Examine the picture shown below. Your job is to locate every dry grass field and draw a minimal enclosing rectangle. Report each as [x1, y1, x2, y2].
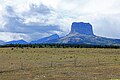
[0, 48, 120, 80]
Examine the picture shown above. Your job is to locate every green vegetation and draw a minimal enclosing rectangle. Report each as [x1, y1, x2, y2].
[0, 48, 120, 80]
[1, 44, 120, 48]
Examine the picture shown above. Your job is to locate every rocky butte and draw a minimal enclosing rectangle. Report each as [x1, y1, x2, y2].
[58, 22, 120, 45]
[70, 22, 94, 35]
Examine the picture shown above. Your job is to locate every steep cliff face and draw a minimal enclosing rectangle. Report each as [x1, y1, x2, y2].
[70, 22, 94, 35]
[58, 22, 120, 45]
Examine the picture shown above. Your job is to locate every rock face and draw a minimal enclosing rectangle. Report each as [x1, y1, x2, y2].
[70, 22, 94, 35]
[58, 22, 120, 45]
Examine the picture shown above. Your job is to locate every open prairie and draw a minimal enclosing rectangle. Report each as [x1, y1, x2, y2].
[0, 48, 120, 80]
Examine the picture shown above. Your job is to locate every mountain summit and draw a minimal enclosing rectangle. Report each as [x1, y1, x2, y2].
[31, 34, 60, 44]
[70, 22, 94, 35]
[58, 22, 120, 45]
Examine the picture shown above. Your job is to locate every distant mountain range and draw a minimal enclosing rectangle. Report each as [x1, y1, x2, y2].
[0, 40, 5, 45]
[1, 22, 120, 46]
[6, 40, 28, 44]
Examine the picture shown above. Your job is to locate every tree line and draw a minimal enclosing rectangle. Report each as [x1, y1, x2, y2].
[0, 44, 120, 48]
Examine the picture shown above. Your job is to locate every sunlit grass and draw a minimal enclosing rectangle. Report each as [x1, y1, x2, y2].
[0, 48, 120, 80]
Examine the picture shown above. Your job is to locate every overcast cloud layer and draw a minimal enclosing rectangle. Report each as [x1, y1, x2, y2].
[0, 0, 120, 42]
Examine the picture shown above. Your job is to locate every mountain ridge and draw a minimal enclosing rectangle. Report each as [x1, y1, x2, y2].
[30, 34, 60, 44]
[0, 40, 5, 45]
[1, 22, 120, 46]
[6, 40, 28, 44]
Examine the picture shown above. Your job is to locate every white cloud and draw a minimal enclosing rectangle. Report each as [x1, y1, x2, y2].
[0, 32, 30, 42]
[92, 14, 120, 39]
[0, 2, 62, 41]
[0, 0, 120, 42]
[57, 0, 120, 14]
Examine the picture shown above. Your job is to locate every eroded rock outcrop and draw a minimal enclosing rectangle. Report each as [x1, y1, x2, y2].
[70, 22, 94, 35]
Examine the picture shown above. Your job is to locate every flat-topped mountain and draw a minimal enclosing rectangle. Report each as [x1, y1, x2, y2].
[70, 22, 94, 35]
[58, 22, 120, 45]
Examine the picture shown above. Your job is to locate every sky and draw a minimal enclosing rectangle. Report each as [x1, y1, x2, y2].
[0, 0, 120, 42]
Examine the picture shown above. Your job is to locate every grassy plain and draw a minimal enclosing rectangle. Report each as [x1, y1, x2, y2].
[0, 48, 120, 80]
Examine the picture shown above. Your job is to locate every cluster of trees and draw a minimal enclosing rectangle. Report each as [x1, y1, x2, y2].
[0, 44, 120, 48]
